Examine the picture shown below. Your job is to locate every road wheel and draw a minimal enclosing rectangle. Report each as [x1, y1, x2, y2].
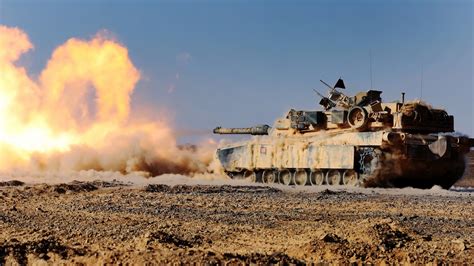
[294, 170, 309, 186]
[262, 170, 276, 184]
[326, 170, 342, 185]
[310, 170, 325, 185]
[243, 170, 257, 182]
[279, 169, 293, 185]
[342, 169, 359, 186]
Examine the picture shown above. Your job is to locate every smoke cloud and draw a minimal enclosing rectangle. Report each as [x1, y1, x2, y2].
[0, 25, 214, 176]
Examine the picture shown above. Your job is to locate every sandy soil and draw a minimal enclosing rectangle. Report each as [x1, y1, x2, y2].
[1, 151, 473, 264]
[1, 178, 473, 264]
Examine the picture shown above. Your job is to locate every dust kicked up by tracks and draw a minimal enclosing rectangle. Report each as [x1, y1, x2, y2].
[0, 173, 473, 264]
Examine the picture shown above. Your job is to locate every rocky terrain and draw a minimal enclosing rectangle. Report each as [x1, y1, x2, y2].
[0, 177, 473, 264]
[0, 151, 472, 264]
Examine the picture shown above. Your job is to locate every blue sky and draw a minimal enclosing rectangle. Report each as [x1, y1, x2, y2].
[0, 0, 472, 142]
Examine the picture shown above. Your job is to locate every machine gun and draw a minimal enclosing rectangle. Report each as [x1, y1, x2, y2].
[313, 89, 336, 111]
[320, 79, 352, 109]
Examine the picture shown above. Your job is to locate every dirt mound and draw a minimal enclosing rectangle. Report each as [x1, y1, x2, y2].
[302, 232, 371, 262]
[372, 223, 412, 251]
[0, 237, 86, 264]
[319, 233, 348, 244]
[145, 231, 205, 249]
[220, 252, 305, 265]
[315, 189, 364, 200]
[48, 180, 129, 194]
[88, 179, 132, 188]
[144, 184, 281, 194]
[51, 181, 98, 194]
[301, 222, 415, 262]
[0, 180, 25, 187]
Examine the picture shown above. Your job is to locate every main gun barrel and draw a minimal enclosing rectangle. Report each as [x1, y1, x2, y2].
[213, 125, 270, 135]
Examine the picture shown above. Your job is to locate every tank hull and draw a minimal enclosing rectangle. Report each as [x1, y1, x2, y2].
[216, 131, 471, 189]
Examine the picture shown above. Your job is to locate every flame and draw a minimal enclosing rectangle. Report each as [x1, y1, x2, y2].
[0, 25, 213, 175]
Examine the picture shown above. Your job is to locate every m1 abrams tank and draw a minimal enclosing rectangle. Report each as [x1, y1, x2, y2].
[213, 79, 474, 189]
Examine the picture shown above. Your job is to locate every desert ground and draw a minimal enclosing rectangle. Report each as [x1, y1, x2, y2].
[0, 153, 473, 264]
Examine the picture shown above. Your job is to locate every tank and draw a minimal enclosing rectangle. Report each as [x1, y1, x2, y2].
[213, 79, 474, 189]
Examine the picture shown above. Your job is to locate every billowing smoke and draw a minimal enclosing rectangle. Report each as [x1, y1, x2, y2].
[0, 25, 215, 176]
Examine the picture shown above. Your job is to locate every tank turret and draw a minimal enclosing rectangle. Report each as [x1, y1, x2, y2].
[213, 78, 474, 189]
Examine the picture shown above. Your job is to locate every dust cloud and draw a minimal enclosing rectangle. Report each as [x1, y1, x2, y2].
[0, 25, 216, 178]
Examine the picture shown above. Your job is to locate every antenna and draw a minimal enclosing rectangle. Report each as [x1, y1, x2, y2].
[420, 64, 423, 100]
[369, 49, 373, 89]
[320, 79, 334, 90]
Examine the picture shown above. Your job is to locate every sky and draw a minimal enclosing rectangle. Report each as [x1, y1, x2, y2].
[0, 0, 472, 142]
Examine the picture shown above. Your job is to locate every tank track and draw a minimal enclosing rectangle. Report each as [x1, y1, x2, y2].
[226, 168, 365, 187]
[225, 147, 381, 187]
[225, 147, 466, 189]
